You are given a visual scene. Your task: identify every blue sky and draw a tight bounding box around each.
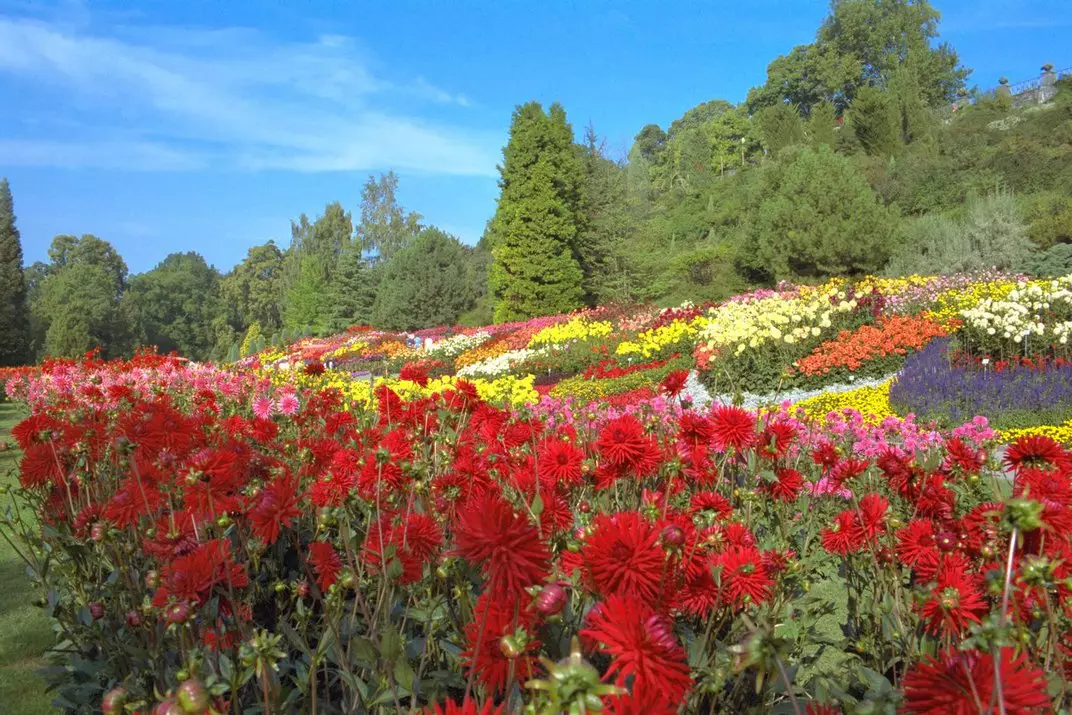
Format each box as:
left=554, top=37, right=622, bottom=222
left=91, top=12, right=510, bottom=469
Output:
left=1, top=0, right=1070, bottom=274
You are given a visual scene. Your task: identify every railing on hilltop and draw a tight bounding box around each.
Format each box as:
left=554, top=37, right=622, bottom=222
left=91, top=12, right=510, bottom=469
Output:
left=947, top=63, right=1069, bottom=114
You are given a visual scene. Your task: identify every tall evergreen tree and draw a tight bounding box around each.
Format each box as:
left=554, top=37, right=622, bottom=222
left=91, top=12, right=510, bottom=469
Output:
left=487, top=102, right=586, bottom=321
left=327, top=242, right=380, bottom=331
left=0, top=178, right=30, bottom=365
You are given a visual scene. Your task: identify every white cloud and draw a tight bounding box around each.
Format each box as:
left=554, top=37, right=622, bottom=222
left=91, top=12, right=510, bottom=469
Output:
left=0, top=16, right=498, bottom=175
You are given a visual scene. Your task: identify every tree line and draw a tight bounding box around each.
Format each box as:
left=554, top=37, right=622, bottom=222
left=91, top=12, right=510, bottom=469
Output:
left=0, top=172, right=490, bottom=364
left=2, top=0, right=1072, bottom=365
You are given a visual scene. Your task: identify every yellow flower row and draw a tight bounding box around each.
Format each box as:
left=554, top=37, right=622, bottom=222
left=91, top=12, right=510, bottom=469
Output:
left=528, top=318, right=613, bottom=348
left=260, top=365, right=537, bottom=409
left=998, top=422, right=1072, bottom=445
left=791, top=381, right=895, bottom=425
left=926, top=280, right=1018, bottom=324
left=616, top=316, right=707, bottom=358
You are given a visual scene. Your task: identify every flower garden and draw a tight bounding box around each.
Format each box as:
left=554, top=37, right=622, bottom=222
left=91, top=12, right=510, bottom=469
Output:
left=3, top=272, right=1072, bottom=714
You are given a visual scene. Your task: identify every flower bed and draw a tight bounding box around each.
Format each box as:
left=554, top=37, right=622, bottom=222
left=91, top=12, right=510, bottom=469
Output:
left=889, top=338, right=1072, bottom=431
left=7, top=275, right=1072, bottom=713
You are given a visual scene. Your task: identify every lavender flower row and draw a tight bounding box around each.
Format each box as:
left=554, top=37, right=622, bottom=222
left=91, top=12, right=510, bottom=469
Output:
left=889, top=338, right=1072, bottom=427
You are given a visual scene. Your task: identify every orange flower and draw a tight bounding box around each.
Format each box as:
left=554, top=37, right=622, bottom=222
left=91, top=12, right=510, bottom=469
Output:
left=793, top=315, right=948, bottom=377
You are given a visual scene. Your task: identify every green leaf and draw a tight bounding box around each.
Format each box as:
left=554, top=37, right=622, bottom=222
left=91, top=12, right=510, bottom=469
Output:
left=381, top=627, right=402, bottom=664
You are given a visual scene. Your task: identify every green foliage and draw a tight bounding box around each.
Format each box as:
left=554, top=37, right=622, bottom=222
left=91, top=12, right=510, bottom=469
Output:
left=748, top=0, right=967, bottom=113
left=328, top=243, right=380, bottom=332
left=357, top=171, right=422, bottom=263
left=886, top=192, right=1036, bottom=275
left=1028, top=243, right=1072, bottom=278
left=39, top=264, right=128, bottom=358
left=0, top=178, right=30, bottom=366
left=807, top=100, right=838, bottom=148
left=282, top=203, right=354, bottom=334
left=126, top=252, right=222, bottom=360
left=487, top=102, right=586, bottom=321
left=849, top=85, right=901, bottom=157
left=30, top=235, right=132, bottom=360
left=755, top=103, right=806, bottom=155
left=743, top=145, right=896, bottom=280
left=371, top=228, right=477, bottom=331
left=1022, top=191, right=1072, bottom=249
left=221, top=242, right=285, bottom=333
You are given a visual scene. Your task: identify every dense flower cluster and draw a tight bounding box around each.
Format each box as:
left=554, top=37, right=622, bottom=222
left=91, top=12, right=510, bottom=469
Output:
left=7, top=274, right=1072, bottom=713
left=792, top=314, right=950, bottom=378
left=5, top=352, right=1071, bottom=713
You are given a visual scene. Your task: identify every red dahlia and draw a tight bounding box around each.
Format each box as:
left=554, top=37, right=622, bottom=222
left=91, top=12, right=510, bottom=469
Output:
left=1004, top=434, right=1065, bottom=472
left=718, top=545, right=773, bottom=609
left=582, top=511, right=666, bottom=607
left=453, top=493, right=550, bottom=600
left=419, top=697, right=503, bottom=715
left=536, top=438, right=585, bottom=487
left=307, top=541, right=342, bottom=592
left=917, top=554, right=987, bottom=638
left=461, top=593, right=540, bottom=696
left=595, top=415, right=660, bottom=473
left=709, top=405, right=756, bottom=452
left=901, top=647, right=1051, bottom=714
left=581, top=595, right=692, bottom=709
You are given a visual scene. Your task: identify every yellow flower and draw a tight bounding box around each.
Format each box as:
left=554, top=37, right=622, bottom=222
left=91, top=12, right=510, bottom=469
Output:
left=528, top=318, right=613, bottom=348
left=791, top=380, right=895, bottom=425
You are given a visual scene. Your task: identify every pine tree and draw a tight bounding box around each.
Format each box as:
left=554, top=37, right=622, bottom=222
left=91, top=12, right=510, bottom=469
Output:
left=328, top=242, right=380, bottom=331
left=850, top=85, right=901, bottom=157
left=0, top=178, right=31, bottom=365
left=487, top=102, right=585, bottom=321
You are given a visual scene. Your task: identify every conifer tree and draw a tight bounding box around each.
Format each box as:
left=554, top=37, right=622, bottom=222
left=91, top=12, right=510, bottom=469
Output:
left=0, top=178, right=31, bottom=365
left=487, top=102, right=585, bottom=321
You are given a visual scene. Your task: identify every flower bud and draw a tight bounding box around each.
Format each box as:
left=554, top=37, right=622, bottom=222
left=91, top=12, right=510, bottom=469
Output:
left=101, top=686, right=129, bottom=715
left=90, top=522, right=106, bottom=542
left=145, top=570, right=160, bottom=589
left=88, top=602, right=104, bottom=620
left=499, top=635, right=522, bottom=659
left=661, top=525, right=685, bottom=549
left=535, top=584, right=567, bottom=616
left=176, top=678, right=210, bottom=714
left=126, top=610, right=142, bottom=628
left=152, top=698, right=185, bottom=715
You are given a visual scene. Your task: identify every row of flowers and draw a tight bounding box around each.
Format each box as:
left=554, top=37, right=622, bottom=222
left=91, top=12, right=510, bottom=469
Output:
left=3, top=351, right=1072, bottom=713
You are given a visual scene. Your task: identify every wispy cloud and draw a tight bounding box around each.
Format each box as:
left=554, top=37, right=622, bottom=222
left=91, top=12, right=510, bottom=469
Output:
left=0, top=15, right=497, bottom=175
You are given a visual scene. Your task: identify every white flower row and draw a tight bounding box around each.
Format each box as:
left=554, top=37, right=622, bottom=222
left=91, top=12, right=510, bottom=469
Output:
left=456, top=346, right=551, bottom=378
left=682, top=370, right=897, bottom=411
left=426, top=331, right=491, bottom=359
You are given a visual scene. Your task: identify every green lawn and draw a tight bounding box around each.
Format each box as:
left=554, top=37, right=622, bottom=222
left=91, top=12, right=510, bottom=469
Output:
left=0, top=401, right=56, bottom=714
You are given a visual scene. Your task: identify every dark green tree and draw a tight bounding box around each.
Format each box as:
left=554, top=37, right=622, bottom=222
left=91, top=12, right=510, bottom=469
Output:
left=806, top=100, right=838, bottom=148
left=31, top=234, right=131, bottom=358
left=754, top=103, right=807, bottom=155
left=487, top=102, right=586, bottom=321
left=744, top=145, right=897, bottom=279
left=282, top=203, right=353, bottom=333
left=748, top=0, right=969, bottom=113
left=357, top=172, right=422, bottom=263
left=328, top=242, right=380, bottom=331
left=47, top=234, right=127, bottom=297
left=0, top=178, right=30, bottom=365
left=126, top=252, right=222, bottom=359
left=371, top=228, right=476, bottom=330
left=39, top=263, right=128, bottom=358
left=849, top=85, right=901, bottom=156
left=221, top=241, right=285, bottom=332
